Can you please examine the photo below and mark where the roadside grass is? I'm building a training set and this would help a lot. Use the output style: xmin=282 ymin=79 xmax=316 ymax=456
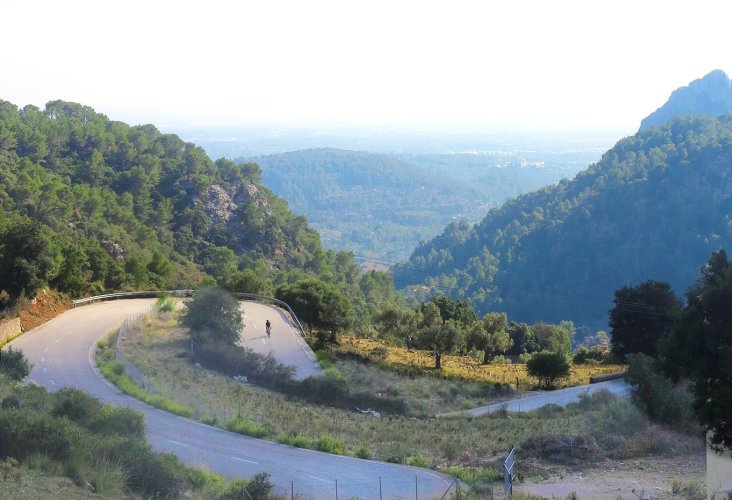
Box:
xmin=334 ymin=337 xmax=625 ymax=389
xmin=115 ymin=312 xmax=592 ymax=467
xmin=331 ymin=351 xmax=511 ymax=415
xmin=96 ymin=329 xmax=194 ymax=419
xmin=108 ymin=311 xmax=701 ymax=481
xmin=0 ymin=463 xmax=102 ymax=500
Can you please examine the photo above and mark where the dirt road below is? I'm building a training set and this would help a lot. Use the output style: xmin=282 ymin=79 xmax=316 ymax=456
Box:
xmin=515 ymin=454 xmax=704 ymax=499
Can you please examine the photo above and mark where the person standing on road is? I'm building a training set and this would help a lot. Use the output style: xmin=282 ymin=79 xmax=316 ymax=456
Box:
xmin=266 ymin=319 xmax=271 ymax=338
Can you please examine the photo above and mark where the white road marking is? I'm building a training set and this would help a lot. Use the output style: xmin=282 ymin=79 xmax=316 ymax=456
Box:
xmin=43 ymin=368 xmax=47 ymax=373
xmin=261 ymin=339 xmax=266 ymax=344
xmin=42 ymin=357 xmax=45 ymax=362
xmin=54 ymin=338 xmax=61 ymax=343
xmin=167 ymin=439 xmax=189 ymax=447
xmin=50 ymin=380 xmax=56 ymax=385
xmin=231 ymin=456 xmax=258 ymax=464
xmin=306 ymin=474 xmax=330 ymax=483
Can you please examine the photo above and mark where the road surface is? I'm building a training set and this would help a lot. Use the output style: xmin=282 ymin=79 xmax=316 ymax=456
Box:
xmin=239 ymin=301 xmax=321 ymax=380
xmin=439 ymin=378 xmax=632 ymax=418
xmin=7 ymin=299 xmax=452 ymax=499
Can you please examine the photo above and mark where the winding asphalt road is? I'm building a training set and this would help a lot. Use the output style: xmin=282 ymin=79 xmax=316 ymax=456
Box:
xmin=7 ymin=299 xmax=452 ymax=499
xmin=438 ymin=378 xmax=632 ymax=418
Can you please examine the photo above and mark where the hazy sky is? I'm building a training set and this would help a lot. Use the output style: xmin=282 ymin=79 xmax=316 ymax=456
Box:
xmin=2 ymin=0 xmax=731 ymax=134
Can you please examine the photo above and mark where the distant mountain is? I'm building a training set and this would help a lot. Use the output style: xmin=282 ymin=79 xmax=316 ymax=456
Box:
xmin=250 ymin=148 xmax=493 ymax=262
xmin=395 ymin=114 xmax=732 ymax=331
xmin=248 ymin=147 xmax=599 ymax=262
xmin=640 ymin=70 xmax=732 ymax=130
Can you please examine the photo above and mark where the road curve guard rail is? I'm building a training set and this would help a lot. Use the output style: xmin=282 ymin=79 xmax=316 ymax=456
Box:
xmin=589 ymin=371 xmax=627 ymax=384
xmin=72 ymin=290 xmax=307 ymax=337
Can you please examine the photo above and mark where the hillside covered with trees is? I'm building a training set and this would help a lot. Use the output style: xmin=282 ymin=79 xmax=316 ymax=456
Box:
xmin=251 ymin=148 xmax=492 ymax=262
xmin=250 ymin=147 xmax=599 ymax=262
xmin=0 ymin=100 xmax=391 ymax=327
xmin=395 ymin=114 xmax=732 ymax=331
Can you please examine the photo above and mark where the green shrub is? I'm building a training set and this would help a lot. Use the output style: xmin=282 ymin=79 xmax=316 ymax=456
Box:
xmin=595 ymin=400 xmax=647 ymax=437
xmin=52 ymin=388 xmax=102 ymax=422
xmin=155 ymin=293 xmax=176 ymax=313
xmin=406 ymin=454 xmax=428 ymax=467
xmin=573 ymin=345 xmax=609 ymax=364
xmin=91 ymin=406 xmax=145 ymax=438
xmin=0 ymin=347 xmax=31 ymax=381
xmin=188 ymin=467 xmax=227 ymax=495
xmin=354 ymin=444 xmax=371 ymax=459
xmin=315 ymin=349 xmax=335 ymax=369
xmin=489 ymin=355 xmax=508 ymax=366
xmin=314 ymin=434 xmax=346 ymax=455
xmin=222 ymin=473 xmax=274 ymax=500
xmin=625 ymin=353 xmax=696 ymax=431
xmin=105 ymin=439 xmax=186 ymax=497
xmin=0 ymin=410 xmax=81 ymax=461
xmin=1 ymin=395 xmax=20 ymax=409
xmin=323 ymin=366 xmax=343 ymax=381
xmin=227 ymin=417 xmax=268 ymax=438
xmin=532 ymin=403 xmax=564 ymax=419
xmin=526 ymin=351 xmax=571 ymax=388
xmin=200 ymin=414 xmax=218 ymax=426
xmin=446 ymin=465 xmax=502 ymax=482
xmin=369 ymin=346 xmax=389 ymax=361
xmin=278 ymin=432 xmax=310 ymax=448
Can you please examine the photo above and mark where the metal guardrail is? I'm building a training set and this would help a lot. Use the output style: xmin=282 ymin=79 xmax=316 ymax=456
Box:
xmin=72 ymin=290 xmax=307 ymax=337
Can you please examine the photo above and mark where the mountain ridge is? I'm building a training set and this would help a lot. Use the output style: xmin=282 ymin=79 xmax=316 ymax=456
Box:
xmin=640 ymin=69 xmax=732 ymax=130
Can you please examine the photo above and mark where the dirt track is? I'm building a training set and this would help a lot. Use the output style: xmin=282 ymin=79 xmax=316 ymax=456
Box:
xmin=515 ymin=454 xmax=704 ymax=499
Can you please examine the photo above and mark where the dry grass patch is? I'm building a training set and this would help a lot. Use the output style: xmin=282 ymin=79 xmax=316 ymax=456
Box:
xmin=334 ymin=337 xmax=624 ymax=389
xmin=119 ymin=313 xmax=585 ymax=467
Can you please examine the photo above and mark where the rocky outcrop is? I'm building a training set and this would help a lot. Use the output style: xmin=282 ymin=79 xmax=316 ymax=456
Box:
xmin=640 ymin=70 xmax=732 ymax=130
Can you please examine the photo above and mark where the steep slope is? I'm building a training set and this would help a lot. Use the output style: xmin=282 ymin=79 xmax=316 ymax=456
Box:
xmin=640 ymin=69 xmax=732 ymax=130
xmin=0 ymin=100 xmax=345 ymax=299
xmin=395 ymin=114 xmax=732 ymax=330
xmin=252 ymin=148 xmax=493 ymax=261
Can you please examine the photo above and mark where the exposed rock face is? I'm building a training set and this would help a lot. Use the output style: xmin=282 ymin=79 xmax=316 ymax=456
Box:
xmin=101 ymin=240 xmax=125 ymax=262
xmin=196 ymin=183 xmax=272 ymax=228
xmin=640 ymin=70 xmax=732 ymax=131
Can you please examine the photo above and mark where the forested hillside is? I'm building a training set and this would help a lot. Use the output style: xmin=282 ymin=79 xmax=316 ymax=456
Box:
xmin=250 ymin=148 xmax=597 ymax=262
xmin=395 ymin=114 xmax=732 ymax=331
xmin=251 ymin=148 xmax=492 ymax=262
xmin=0 ymin=101 xmax=381 ymax=317
xmin=640 ymin=69 xmax=732 ymax=130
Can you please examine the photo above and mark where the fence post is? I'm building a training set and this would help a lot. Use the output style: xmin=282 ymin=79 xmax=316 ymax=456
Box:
xmin=415 ymin=475 xmax=418 ymax=500
xmin=291 ymin=480 xmax=294 ymax=500
xmin=335 ymin=479 xmax=338 ymax=500
xmin=379 ymin=477 xmax=382 ymax=500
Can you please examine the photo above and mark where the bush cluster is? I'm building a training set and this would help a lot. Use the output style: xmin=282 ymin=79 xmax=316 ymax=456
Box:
xmin=194 ymin=340 xmax=408 ymax=414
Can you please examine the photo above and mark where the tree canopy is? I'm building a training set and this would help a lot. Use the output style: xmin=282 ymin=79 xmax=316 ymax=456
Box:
xmin=663 ymin=250 xmax=732 ymax=451
xmin=395 ymin=114 xmax=732 ymax=331
xmin=609 ymin=280 xmax=681 ymax=359
xmin=181 ymin=287 xmax=243 ymax=346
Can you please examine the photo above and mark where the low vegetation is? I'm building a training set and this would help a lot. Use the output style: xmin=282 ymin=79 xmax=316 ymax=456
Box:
xmin=332 ymin=337 xmax=623 ymax=390
xmin=0 ymin=373 xmax=252 ymax=499
xmin=109 ymin=309 xmax=698 ymax=479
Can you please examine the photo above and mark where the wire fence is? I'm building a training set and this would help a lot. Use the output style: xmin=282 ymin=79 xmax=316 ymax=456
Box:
xmin=115 ymin=306 xmax=154 ymax=390
xmin=257 ymin=475 xmax=505 ymax=500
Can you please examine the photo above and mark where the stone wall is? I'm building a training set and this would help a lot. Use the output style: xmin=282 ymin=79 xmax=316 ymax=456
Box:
xmin=0 ymin=317 xmax=22 ymax=345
